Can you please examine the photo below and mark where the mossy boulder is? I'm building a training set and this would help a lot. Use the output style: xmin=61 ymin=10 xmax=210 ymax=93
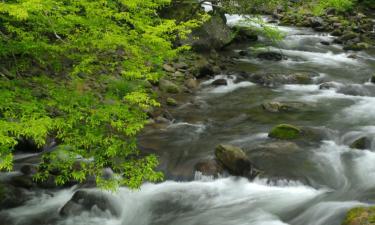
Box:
xmin=344 ymin=42 xmax=370 ymax=51
xmin=342 ymin=206 xmax=375 ymax=225
xmin=159 ymin=79 xmax=180 ymax=94
xmin=166 ymin=97 xmax=178 ymax=106
xmin=269 ymin=124 xmax=302 ymax=140
xmin=215 ymin=144 xmax=254 ymax=177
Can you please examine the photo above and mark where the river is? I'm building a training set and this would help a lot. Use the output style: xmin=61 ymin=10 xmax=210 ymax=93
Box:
xmin=1 ymin=15 xmax=375 ymax=225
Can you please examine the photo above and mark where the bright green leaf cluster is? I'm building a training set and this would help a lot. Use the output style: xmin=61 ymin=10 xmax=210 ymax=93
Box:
xmin=0 ymin=0 xmax=203 ymax=189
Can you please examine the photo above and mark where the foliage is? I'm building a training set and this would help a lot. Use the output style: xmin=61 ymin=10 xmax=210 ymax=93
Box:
xmin=312 ymin=0 xmax=355 ymax=15
xmin=0 ymin=0 xmax=203 ymax=190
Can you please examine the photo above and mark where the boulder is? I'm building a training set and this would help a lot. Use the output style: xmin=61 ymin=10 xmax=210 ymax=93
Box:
xmin=341 ymin=31 xmax=359 ymax=42
xmin=231 ymin=26 xmax=258 ymax=43
xmin=257 ymin=52 xmax=285 ymax=61
xmin=251 ymin=141 xmax=301 ymax=156
xmin=193 ymin=58 xmax=215 ymax=78
xmin=159 ymin=79 xmax=180 ymax=94
xmin=162 ymin=64 xmax=175 ymax=73
xmin=343 ymin=42 xmax=370 ymax=51
xmin=350 ymin=137 xmax=371 ymax=150
xmin=0 ymin=184 xmax=30 ymax=210
xmin=319 ymin=82 xmax=341 ymax=90
xmin=371 ymin=75 xmax=375 ymax=84
xmin=262 ymin=101 xmax=315 ymax=113
xmin=211 ymin=79 xmax=228 ymax=86
xmin=194 ymin=159 xmax=223 ymax=176
xmin=20 ymin=164 xmax=38 ymax=176
xmin=215 ymin=144 xmax=255 ymax=177
xmin=320 ymin=41 xmax=330 ymax=46
xmin=309 ymin=17 xmax=324 ymax=28
xmin=185 ymin=14 xmax=233 ymax=51
xmin=269 ymin=124 xmax=302 ymax=140
xmin=249 ymin=72 xmax=314 ymax=87
xmin=185 ymin=78 xmax=199 ymax=89
xmin=166 ymin=97 xmax=178 ymax=106
xmin=60 ymin=190 xmax=120 ymax=217
xmin=342 ymin=206 xmax=375 ymax=225
xmin=10 ymin=175 xmax=34 ymax=189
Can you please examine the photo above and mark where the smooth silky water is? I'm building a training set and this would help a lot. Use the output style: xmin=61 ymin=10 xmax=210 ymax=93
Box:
xmin=2 ymin=16 xmax=375 ymax=225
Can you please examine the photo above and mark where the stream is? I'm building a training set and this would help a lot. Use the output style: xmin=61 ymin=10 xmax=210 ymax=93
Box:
xmin=1 ymin=15 xmax=375 ymax=225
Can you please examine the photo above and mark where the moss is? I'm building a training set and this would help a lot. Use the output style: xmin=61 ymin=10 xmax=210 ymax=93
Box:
xmin=342 ymin=206 xmax=375 ymax=225
xmin=268 ymin=124 xmax=302 ymax=140
xmin=166 ymin=97 xmax=178 ymax=106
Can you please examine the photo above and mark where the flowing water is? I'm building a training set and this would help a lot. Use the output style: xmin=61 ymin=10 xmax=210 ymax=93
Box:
xmin=2 ymin=16 xmax=375 ymax=225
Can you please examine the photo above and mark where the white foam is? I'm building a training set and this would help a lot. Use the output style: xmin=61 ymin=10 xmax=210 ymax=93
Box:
xmin=201 ymin=75 xmax=255 ymax=94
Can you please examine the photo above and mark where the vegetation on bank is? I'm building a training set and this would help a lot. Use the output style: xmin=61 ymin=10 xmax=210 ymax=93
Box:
xmin=0 ymin=0 xmax=205 ymax=190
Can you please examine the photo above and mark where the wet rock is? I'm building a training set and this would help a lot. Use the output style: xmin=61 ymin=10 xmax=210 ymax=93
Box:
xmin=194 ymin=159 xmax=223 ymax=176
xmin=337 ymin=84 xmax=370 ymax=96
xmin=166 ymin=97 xmax=178 ymax=106
xmin=262 ymin=101 xmax=315 ymax=113
xmin=193 ymin=58 xmax=215 ymax=78
xmin=350 ymin=137 xmax=371 ymax=150
xmin=232 ymin=26 xmax=258 ymax=43
xmin=238 ymin=50 xmax=248 ymax=56
xmin=60 ymin=190 xmax=120 ymax=217
xmin=20 ymin=164 xmax=38 ymax=176
xmin=341 ymin=31 xmax=359 ymax=42
xmin=215 ymin=144 xmax=255 ymax=177
xmin=341 ymin=206 xmax=375 ymax=225
xmin=320 ymin=41 xmax=330 ymax=46
xmin=249 ymin=72 xmax=314 ymax=86
xmin=14 ymin=137 xmax=42 ymax=153
xmin=159 ymin=79 xmax=180 ymax=94
xmin=211 ymin=79 xmax=228 ymax=86
xmin=269 ymin=124 xmax=302 ymax=140
xmin=10 ymin=175 xmax=34 ymax=189
xmin=331 ymin=29 xmax=343 ymax=36
xmin=257 ymin=52 xmax=285 ymax=61
xmin=252 ymin=141 xmax=301 ymax=155
xmin=319 ymin=82 xmax=341 ymax=90
xmin=185 ymin=78 xmax=199 ymax=89
xmin=343 ymin=42 xmax=370 ymax=51
xmin=371 ymin=75 xmax=375 ymax=84
xmin=309 ymin=17 xmax=324 ymax=28
xmin=0 ymin=184 xmax=30 ymax=210
xmin=36 ymin=175 xmax=58 ymax=189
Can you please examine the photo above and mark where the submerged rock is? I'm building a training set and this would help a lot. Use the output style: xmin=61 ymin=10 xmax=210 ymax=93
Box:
xmin=60 ymin=190 xmax=120 ymax=217
xmin=194 ymin=159 xmax=223 ymax=177
xmin=215 ymin=144 xmax=255 ymax=177
xmin=249 ymin=72 xmax=314 ymax=86
xmin=269 ymin=124 xmax=302 ymax=140
xmin=350 ymin=137 xmax=371 ymax=150
xmin=185 ymin=78 xmax=199 ymax=90
xmin=257 ymin=52 xmax=285 ymax=61
xmin=211 ymin=79 xmax=228 ymax=86
xmin=262 ymin=101 xmax=315 ymax=113
xmin=342 ymin=206 xmax=375 ymax=225
xmin=0 ymin=184 xmax=30 ymax=210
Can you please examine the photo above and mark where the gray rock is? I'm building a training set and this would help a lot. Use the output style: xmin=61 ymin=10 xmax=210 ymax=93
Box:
xmin=262 ymin=101 xmax=315 ymax=113
xmin=60 ymin=190 xmax=120 ymax=217
xmin=162 ymin=64 xmax=175 ymax=73
xmin=0 ymin=184 xmax=30 ymax=210
xmin=257 ymin=52 xmax=285 ymax=61
xmin=310 ymin=17 xmax=324 ymax=28
xmin=185 ymin=78 xmax=199 ymax=89
xmin=249 ymin=72 xmax=314 ymax=87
